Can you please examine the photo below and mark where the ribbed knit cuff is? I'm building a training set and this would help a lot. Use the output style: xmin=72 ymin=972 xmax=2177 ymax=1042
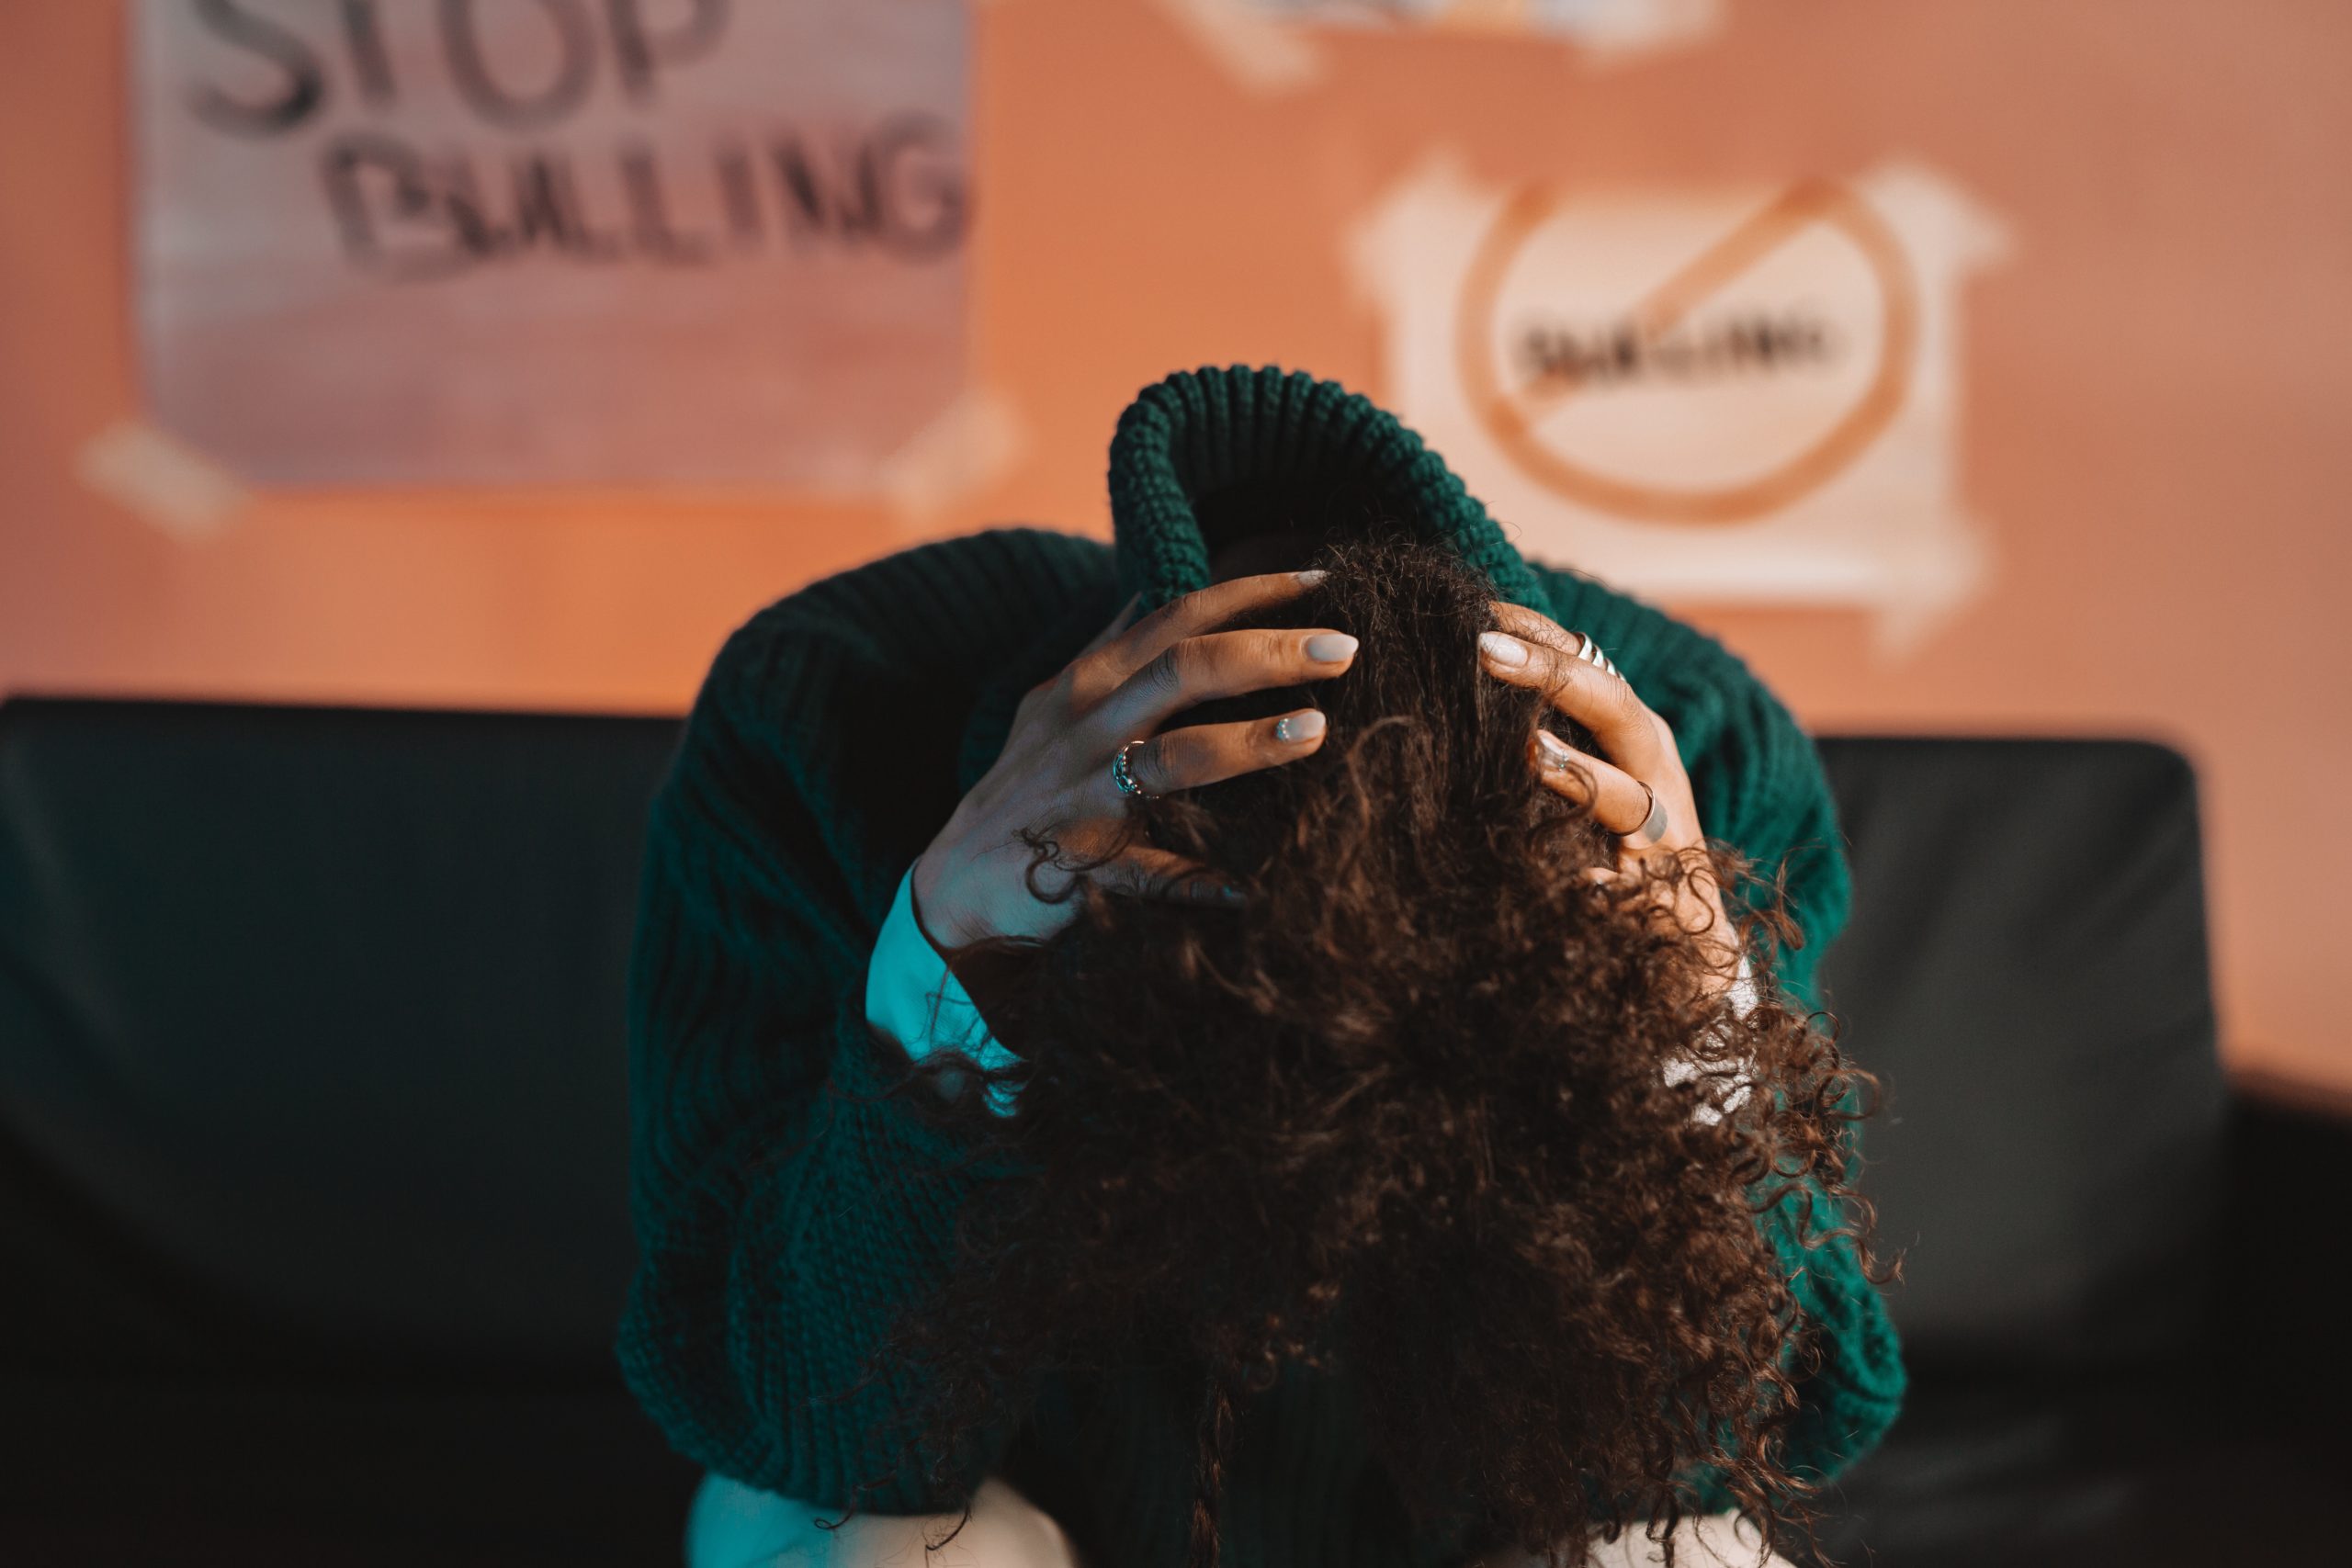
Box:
xmin=829 ymin=972 xmax=1038 ymax=1186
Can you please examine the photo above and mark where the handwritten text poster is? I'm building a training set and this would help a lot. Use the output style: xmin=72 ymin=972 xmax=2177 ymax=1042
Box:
xmin=136 ymin=0 xmax=971 ymax=487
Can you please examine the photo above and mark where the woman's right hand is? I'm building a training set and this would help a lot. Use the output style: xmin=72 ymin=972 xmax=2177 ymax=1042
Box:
xmin=910 ymin=570 xmax=1358 ymax=950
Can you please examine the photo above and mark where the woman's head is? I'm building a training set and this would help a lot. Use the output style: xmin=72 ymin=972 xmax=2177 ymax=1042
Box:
xmin=835 ymin=526 xmax=1883 ymax=1568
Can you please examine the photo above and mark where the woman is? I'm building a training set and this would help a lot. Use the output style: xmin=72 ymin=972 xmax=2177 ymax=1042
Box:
xmin=617 ymin=366 xmax=1905 ymax=1568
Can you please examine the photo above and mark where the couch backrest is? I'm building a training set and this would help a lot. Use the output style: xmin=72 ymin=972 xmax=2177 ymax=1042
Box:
xmin=0 ymin=697 xmax=681 ymax=1375
xmin=1814 ymin=737 xmax=2227 ymax=1370
xmin=0 ymin=701 xmax=2226 ymax=1378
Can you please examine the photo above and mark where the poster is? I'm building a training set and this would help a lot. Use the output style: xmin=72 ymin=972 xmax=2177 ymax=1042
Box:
xmin=135 ymin=0 xmax=972 ymax=488
xmin=1350 ymin=155 xmax=2012 ymax=652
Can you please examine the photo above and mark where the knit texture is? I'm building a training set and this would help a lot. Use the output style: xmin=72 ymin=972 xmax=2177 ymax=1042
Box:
xmin=1109 ymin=367 xmax=1546 ymax=616
xmin=616 ymin=365 xmax=1904 ymax=1568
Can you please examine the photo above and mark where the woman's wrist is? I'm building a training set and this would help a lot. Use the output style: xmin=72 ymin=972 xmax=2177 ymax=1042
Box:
xmin=908 ymin=845 xmax=959 ymax=954
xmin=910 ymin=838 xmax=985 ymax=953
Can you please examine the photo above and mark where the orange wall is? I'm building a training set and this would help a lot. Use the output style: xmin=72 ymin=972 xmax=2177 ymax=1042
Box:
xmin=5 ymin=2 xmax=2347 ymax=1096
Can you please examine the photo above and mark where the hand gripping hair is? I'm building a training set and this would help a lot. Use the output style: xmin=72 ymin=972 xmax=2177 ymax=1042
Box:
xmin=820 ymin=529 xmax=1893 ymax=1568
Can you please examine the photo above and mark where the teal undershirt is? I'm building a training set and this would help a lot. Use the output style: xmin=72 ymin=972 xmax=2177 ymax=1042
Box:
xmin=865 ymin=863 xmax=1022 ymax=1117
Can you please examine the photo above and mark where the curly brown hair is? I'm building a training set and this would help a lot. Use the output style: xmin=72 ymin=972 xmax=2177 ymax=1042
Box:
xmin=812 ymin=528 xmax=1890 ymax=1568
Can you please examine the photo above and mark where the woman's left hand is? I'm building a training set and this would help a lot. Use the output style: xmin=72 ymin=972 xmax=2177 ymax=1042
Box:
xmin=1474 ymin=603 xmax=1741 ymax=989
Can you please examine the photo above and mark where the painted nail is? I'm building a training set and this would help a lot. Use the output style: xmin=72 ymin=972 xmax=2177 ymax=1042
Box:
xmin=1535 ymin=728 xmax=1571 ymax=767
xmin=1293 ymin=568 xmax=1329 ymax=586
xmin=1305 ymin=632 xmax=1358 ymax=663
xmin=1479 ymin=631 xmax=1529 ymax=667
xmin=1275 ymin=710 xmax=1327 ymax=743
xmin=1219 ymin=883 xmax=1248 ymax=905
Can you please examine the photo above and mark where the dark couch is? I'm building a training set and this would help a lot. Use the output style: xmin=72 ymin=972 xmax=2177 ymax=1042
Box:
xmin=1 ymin=695 xmax=2344 ymax=1566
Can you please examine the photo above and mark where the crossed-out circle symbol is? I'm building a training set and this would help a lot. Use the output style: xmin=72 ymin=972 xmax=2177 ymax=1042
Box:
xmin=1454 ymin=178 xmax=1921 ymax=525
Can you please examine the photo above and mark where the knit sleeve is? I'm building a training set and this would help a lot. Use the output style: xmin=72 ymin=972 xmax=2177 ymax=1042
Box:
xmin=1526 ymin=562 xmax=1904 ymax=1505
xmin=613 ymin=605 xmax=1035 ymax=1514
xmin=1666 ymin=1177 xmax=1905 ymax=1519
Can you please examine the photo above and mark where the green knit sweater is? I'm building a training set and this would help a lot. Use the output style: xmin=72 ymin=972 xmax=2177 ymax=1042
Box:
xmin=616 ymin=367 xmax=1905 ymax=1568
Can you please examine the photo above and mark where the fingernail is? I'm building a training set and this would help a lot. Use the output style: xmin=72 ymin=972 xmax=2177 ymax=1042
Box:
xmin=1275 ymin=709 xmax=1326 ymax=743
xmin=1293 ymin=569 xmax=1329 ymax=586
xmin=1305 ymin=632 xmax=1358 ymax=663
xmin=1479 ymin=631 xmax=1529 ymax=667
xmin=1219 ymin=883 xmax=1248 ymax=905
xmin=1535 ymin=728 xmax=1571 ymax=766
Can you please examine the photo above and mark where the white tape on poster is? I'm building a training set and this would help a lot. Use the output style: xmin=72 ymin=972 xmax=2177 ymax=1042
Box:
xmin=135 ymin=0 xmax=972 ymax=488
xmin=1147 ymin=0 xmax=1328 ymax=94
xmin=76 ymin=420 xmax=254 ymax=541
xmin=1240 ymin=0 xmax=1724 ymax=65
xmin=876 ymin=385 xmax=1027 ymax=530
xmin=1349 ymin=152 xmax=2013 ymax=657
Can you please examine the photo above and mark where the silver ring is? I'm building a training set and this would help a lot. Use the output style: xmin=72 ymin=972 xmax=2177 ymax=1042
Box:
xmin=1623 ymin=780 xmax=1670 ymax=851
xmin=1110 ymin=739 xmax=1156 ymax=799
xmin=1574 ymin=632 xmax=1622 ymax=680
